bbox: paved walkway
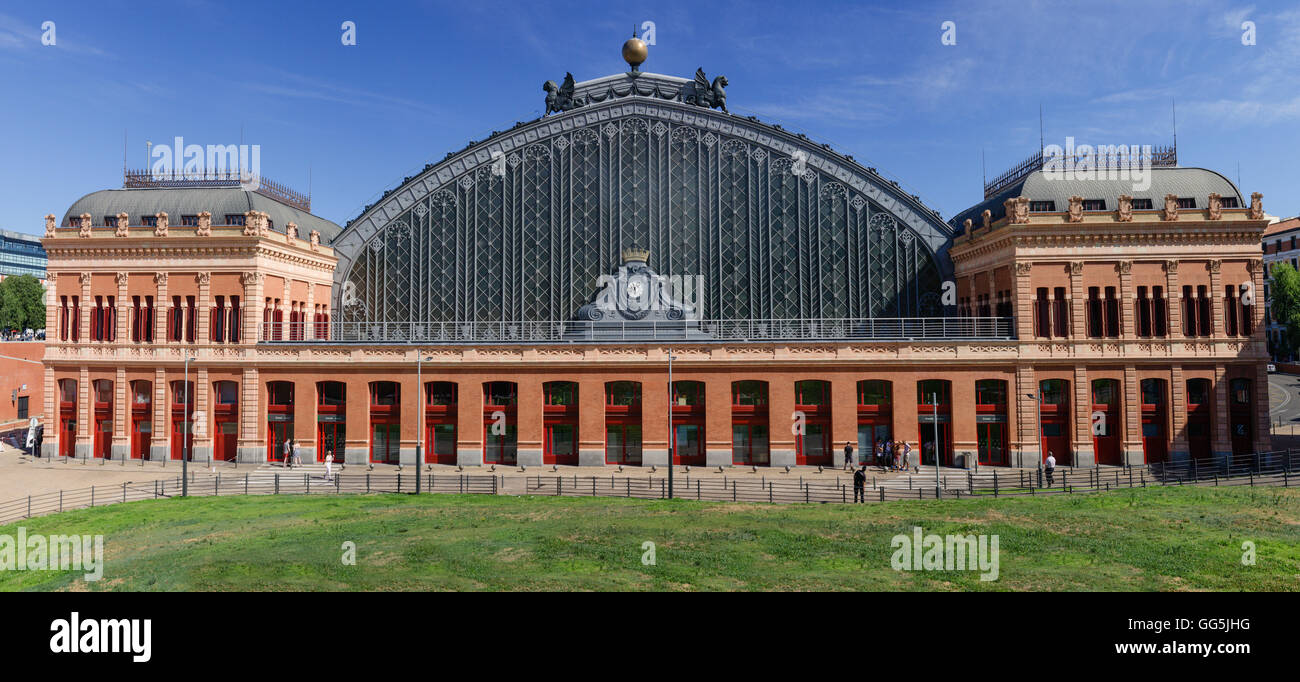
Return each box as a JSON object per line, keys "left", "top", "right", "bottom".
{"left": 2, "top": 442, "right": 1065, "bottom": 503}
{"left": 0, "top": 444, "right": 185, "bottom": 500}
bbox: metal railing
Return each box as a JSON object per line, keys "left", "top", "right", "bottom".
{"left": 0, "top": 451, "right": 1296, "bottom": 525}
{"left": 260, "top": 317, "right": 1015, "bottom": 345}
{"left": 983, "top": 145, "right": 1177, "bottom": 199}
{"left": 123, "top": 169, "right": 311, "bottom": 212}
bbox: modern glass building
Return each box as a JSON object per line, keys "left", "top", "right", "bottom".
{"left": 0, "top": 229, "right": 47, "bottom": 280}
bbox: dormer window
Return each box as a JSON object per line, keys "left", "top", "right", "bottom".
{"left": 102, "top": 216, "right": 116, "bottom": 227}
{"left": 1131, "top": 198, "right": 1154, "bottom": 210}
{"left": 1029, "top": 200, "right": 1056, "bottom": 212}
{"left": 141, "top": 216, "right": 157, "bottom": 227}
{"left": 225, "top": 214, "right": 246, "bottom": 226}
{"left": 1082, "top": 199, "right": 1106, "bottom": 211}
{"left": 1176, "top": 197, "right": 1196, "bottom": 209}
{"left": 1220, "top": 196, "right": 1239, "bottom": 208}
{"left": 181, "top": 215, "right": 199, "bottom": 226}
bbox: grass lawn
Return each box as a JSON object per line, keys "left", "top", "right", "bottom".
{"left": 1, "top": 486, "right": 1298, "bottom": 591}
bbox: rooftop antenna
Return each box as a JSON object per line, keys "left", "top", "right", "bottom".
{"left": 981, "top": 148, "right": 986, "bottom": 190}
{"left": 1171, "top": 99, "right": 1177, "bottom": 156}
{"left": 122, "top": 129, "right": 127, "bottom": 174}
{"left": 1038, "top": 103, "right": 1044, "bottom": 157}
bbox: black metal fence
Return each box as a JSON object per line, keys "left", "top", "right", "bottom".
{"left": 1, "top": 452, "right": 1297, "bottom": 525}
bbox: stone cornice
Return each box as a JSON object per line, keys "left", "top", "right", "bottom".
{"left": 42, "top": 337, "right": 1267, "bottom": 367}
{"left": 41, "top": 240, "right": 337, "bottom": 275}
{"left": 951, "top": 221, "right": 1267, "bottom": 269}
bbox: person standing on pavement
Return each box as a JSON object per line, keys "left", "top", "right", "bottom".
{"left": 853, "top": 465, "right": 866, "bottom": 503}
{"left": 1044, "top": 451, "right": 1057, "bottom": 487}
{"left": 843, "top": 441, "right": 855, "bottom": 471}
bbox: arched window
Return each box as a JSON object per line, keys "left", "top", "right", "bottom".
{"left": 605, "top": 381, "right": 642, "bottom": 465}
{"left": 543, "top": 381, "right": 577, "bottom": 466}
{"left": 1037, "top": 379, "right": 1071, "bottom": 465}
{"left": 916, "top": 380, "right": 953, "bottom": 466}
{"left": 974, "top": 379, "right": 1007, "bottom": 466}
{"left": 1139, "top": 379, "right": 1168, "bottom": 463}
{"left": 794, "top": 380, "right": 831, "bottom": 466}
{"left": 317, "top": 381, "right": 346, "bottom": 464}
{"left": 1091, "top": 379, "right": 1121, "bottom": 465}
{"left": 129, "top": 380, "right": 152, "bottom": 460}
{"left": 856, "top": 380, "right": 892, "bottom": 466}
{"left": 483, "top": 381, "right": 517, "bottom": 465}
{"left": 732, "top": 380, "right": 769, "bottom": 466}
{"left": 369, "top": 381, "right": 401, "bottom": 465}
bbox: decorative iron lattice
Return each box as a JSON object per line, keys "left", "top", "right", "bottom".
{"left": 340, "top": 117, "right": 943, "bottom": 327}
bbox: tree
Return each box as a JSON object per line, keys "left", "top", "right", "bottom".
{"left": 1269, "top": 262, "right": 1300, "bottom": 360}
{"left": 0, "top": 274, "right": 45, "bottom": 332}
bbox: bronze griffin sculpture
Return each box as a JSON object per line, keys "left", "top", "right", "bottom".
{"left": 685, "top": 68, "right": 728, "bottom": 113}
{"left": 543, "top": 72, "right": 585, "bottom": 115}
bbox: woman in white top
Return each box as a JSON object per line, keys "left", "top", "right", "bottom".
{"left": 324, "top": 450, "right": 334, "bottom": 481}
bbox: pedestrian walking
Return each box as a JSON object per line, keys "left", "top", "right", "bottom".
{"left": 324, "top": 450, "right": 334, "bottom": 482}
{"left": 843, "top": 441, "right": 855, "bottom": 471}
{"left": 292, "top": 439, "right": 302, "bottom": 467}
{"left": 900, "top": 441, "right": 912, "bottom": 471}
{"left": 1044, "top": 451, "right": 1057, "bottom": 487}
{"left": 852, "top": 465, "right": 866, "bottom": 503}
{"left": 283, "top": 438, "right": 293, "bottom": 468}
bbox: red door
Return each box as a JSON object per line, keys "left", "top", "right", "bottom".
{"left": 131, "top": 413, "right": 151, "bottom": 459}
{"left": 797, "top": 419, "right": 831, "bottom": 466}
{"left": 1141, "top": 414, "right": 1167, "bottom": 463}
{"left": 543, "top": 397, "right": 577, "bottom": 466}
{"left": 1187, "top": 415, "right": 1212, "bottom": 462}
{"left": 170, "top": 415, "right": 193, "bottom": 460}
{"left": 672, "top": 422, "right": 705, "bottom": 466}
{"left": 1039, "top": 400, "right": 1071, "bottom": 465}
{"left": 94, "top": 416, "right": 111, "bottom": 459}
{"left": 215, "top": 418, "right": 237, "bottom": 461}
{"left": 544, "top": 422, "right": 578, "bottom": 466}
{"left": 318, "top": 421, "right": 346, "bottom": 463}
{"left": 60, "top": 411, "right": 76, "bottom": 457}
{"left": 267, "top": 420, "right": 292, "bottom": 462}
{"left": 1229, "top": 415, "right": 1252, "bottom": 462}
{"left": 1092, "top": 405, "right": 1121, "bottom": 465}
{"left": 425, "top": 421, "right": 456, "bottom": 465}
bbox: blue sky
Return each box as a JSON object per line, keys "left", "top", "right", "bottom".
{"left": 0, "top": 0, "right": 1296, "bottom": 235}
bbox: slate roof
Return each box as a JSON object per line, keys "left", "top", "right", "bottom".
{"left": 61, "top": 187, "right": 343, "bottom": 241}
{"left": 949, "top": 167, "right": 1244, "bottom": 234}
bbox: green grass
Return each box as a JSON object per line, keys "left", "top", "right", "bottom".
{"left": 1, "top": 486, "right": 1298, "bottom": 591}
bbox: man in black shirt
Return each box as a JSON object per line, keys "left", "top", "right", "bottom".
{"left": 842, "top": 441, "right": 855, "bottom": 471}
{"left": 852, "top": 466, "right": 866, "bottom": 503}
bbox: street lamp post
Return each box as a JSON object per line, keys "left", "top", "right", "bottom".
{"left": 667, "top": 348, "right": 676, "bottom": 499}
{"left": 415, "top": 354, "right": 431, "bottom": 494}
{"left": 1027, "top": 391, "right": 1042, "bottom": 472}
{"left": 932, "top": 392, "right": 940, "bottom": 499}
{"left": 182, "top": 354, "right": 190, "bottom": 497}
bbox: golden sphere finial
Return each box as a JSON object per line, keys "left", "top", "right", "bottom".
{"left": 622, "top": 28, "right": 647, "bottom": 73}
